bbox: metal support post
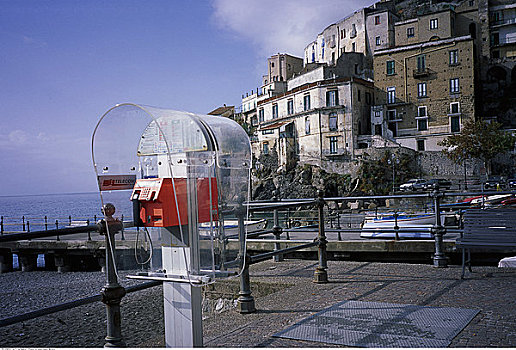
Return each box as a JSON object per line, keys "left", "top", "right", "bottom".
{"left": 98, "top": 203, "right": 126, "bottom": 347}
{"left": 432, "top": 189, "right": 448, "bottom": 268}
{"left": 394, "top": 211, "right": 399, "bottom": 241}
{"left": 314, "top": 190, "right": 328, "bottom": 283}
{"left": 272, "top": 192, "right": 283, "bottom": 262}
{"left": 236, "top": 202, "right": 255, "bottom": 314}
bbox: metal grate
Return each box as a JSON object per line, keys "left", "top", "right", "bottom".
{"left": 274, "top": 300, "right": 479, "bottom": 347}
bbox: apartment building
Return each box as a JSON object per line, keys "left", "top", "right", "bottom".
{"left": 256, "top": 64, "right": 373, "bottom": 168}
{"left": 373, "top": 35, "right": 476, "bottom": 151}
{"left": 489, "top": 0, "right": 516, "bottom": 60}
{"left": 303, "top": 4, "right": 398, "bottom": 69}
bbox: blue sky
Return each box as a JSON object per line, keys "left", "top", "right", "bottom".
{"left": 0, "top": 0, "right": 373, "bottom": 196}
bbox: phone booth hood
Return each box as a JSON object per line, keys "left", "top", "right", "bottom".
{"left": 92, "top": 103, "right": 252, "bottom": 282}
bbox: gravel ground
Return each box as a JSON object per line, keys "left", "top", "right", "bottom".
{"left": 1, "top": 260, "right": 516, "bottom": 347}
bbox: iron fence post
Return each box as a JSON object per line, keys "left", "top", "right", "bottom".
{"left": 236, "top": 202, "right": 255, "bottom": 314}
{"left": 432, "top": 188, "right": 448, "bottom": 268}
{"left": 337, "top": 210, "right": 342, "bottom": 241}
{"left": 1, "top": 216, "right": 3, "bottom": 235}
{"left": 272, "top": 192, "right": 283, "bottom": 262}
{"left": 55, "top": 220, "right": 60, "bottom": 241}
{"left": 44, "top": 216, "right": 48, "bottom": 231}
{"left": 394, "top": 211, "right": 399, "bottom": 241}
{"left": 98, "top": 203, "right": 126, "bottom": 347}
{"left": 314, "top": 190, "right": 328, "bottom": 283}
{"left": 22, "top": 216, "right": 25, "bottom": 232}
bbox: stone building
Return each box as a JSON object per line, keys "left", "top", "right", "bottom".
{"left": 255, "top": 60, "right": 374, "bottom": 169}
{"left": 303, "top": 3, "right": 399, "bottom": 69}
{"left": 372, "top": 35, "right": 477, "bottom": 152}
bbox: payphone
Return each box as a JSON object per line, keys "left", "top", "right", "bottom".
{"left": 92, "top": 103, "right": 251, "bottom": 347}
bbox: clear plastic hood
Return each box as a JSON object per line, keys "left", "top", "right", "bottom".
{"left": 91, "top": 103, "right": 252, "bottom": 283}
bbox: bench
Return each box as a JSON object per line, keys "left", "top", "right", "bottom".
{"left": 456, "top": 209, "right": 516, "bottom": 279}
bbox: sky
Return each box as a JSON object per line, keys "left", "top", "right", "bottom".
{"left": 0, "top": 0, "right": 374, "bottom": 196}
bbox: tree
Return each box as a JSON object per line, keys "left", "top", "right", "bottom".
{"left": 438, "top": 119, "right": 516, "bottom": 175}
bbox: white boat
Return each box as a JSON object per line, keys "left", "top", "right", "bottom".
{"left": 360, "top": 213, "right": 441, "bottom": 239}
{"left": 198, "top": 219, "right": 267, "bottom": 235}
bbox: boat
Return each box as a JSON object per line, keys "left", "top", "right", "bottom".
{"left": 360, "top": 213, "right": 446, "bottom": 239}
{"left": 198, "top": 219, "right": 267, "bottom": 236}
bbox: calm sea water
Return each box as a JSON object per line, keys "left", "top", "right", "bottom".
{"left": 0, "top": 191, "right": 134, "bottom": 269}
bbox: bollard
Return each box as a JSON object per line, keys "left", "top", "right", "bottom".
{"left": 1, "top": 216, "right": 4, "bottom": 235}
{"left": 272, "top": 192, "right": 284, "bottom": 262}
{"left": 27, "top": 221, "right": 30, "bottom": 233}
{"left": 44, "top": 216, "right": 48, "bottom": 231}
{"left": 432, "top": 188, "right": 448, "bottom": 268}
{"left": 236, "top": 202, "right": 255, "bottom": 314}
{"left": 314, "top": 190, "right": 328, "bottom": 283}
{"left": 68, "top": 215, "right": 72, "bottom": 226}
{"left": 22, "top": 216, "right": 25, "bottom": 232}
{"left": 98, "top": 203, "right": 126, "bottom": 347}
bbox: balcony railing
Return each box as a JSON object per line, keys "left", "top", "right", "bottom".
{"left": 413, "top": 68, "right": 431, "bottom": 78}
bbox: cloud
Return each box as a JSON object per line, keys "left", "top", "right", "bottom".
{"left": 212, "top": 0, "right": 373, "bottom": 57}
{"left": 8, "top": 129, "right": 28, "bottom": 146}
{"left": 22, "top": 34, "right": 47, "bottom": 48}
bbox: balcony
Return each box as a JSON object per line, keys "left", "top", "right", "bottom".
{"left": 490, "top": 17, "right": 516, "bottom": 27}
{"left": 413, "top": 68, "right": 431, "bottom": 78}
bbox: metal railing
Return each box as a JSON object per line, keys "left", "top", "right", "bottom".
{"left": 1, "top": 187, "right": 515, "bottom": 346}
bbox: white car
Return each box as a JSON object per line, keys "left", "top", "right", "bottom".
{"left": 399, "top": 179, "right": 426, "bottom": 192}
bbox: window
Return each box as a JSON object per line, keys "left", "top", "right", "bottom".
{"left": 272, "top": 103, "right": 278, "bottom": 119}
{"left": 251, "top": 116, "right": 258, "bottom": 126}
{"left": 329, "top": 136, "right": 338, "bottom": 154}
{"left": 387, "top": 87, "right": 396, "bottom": 104}
{"left": 417, "top": 139, "right": 425, "bottom": 151}
{"left": 386, "top": 60, "right": 395, "bottom": 75}
{"left": 407, "top": 27, "right": 415, "bottom": 38}
{"left": 491, "top": 32, "right": 499, "bottom": 46}
{"left": 326, "top": 90, "right": 338, "bottom": 107}
{"left": 492, "top": 50, "right": 500, "bottom": 59}
{"left": 358, "top": 89, "right": 361, "bottom": 101}
{"left": 449, "top": 50, "right": 458, "bottom": 65}
{"left": 450, "top": 102, "right": 460, "bottom": 114}
{"left": 469, "top": 0, "right": 474, "bottom": 6}
{"left": 416, "top": 55, "right": 426, "bottom": 72}
{"left": 417, "top": 119, "right": 428, "bottom": 131}
{"left": 259, "top": 108, "right": 264, "bottom": 122}
{"left": 351, "top": 42, "right": 355, "bottom": 52}
{"left": 375, "top": 15, "right": 381, "bottom": 25}
{"left": 450, "top": 78, "right": 460, "bottom": 93}
{"left": 263, "top": 142, "right": 269, "bottom": 155}
{"left": 341, "top": 29, "right": 346, "bottom": 38}
{"left": 387, "top": 109, "right": 397, "bottom": 121}
{"left": 303, "top": 94, "right": 311, "bottom": 111}
{"left": 417, "top": 82, "right": 427, "bottom": 97}
{"left": 287, "top": 99, "right": 294, "bottom": 115}
{"left": 451, "top": 116, "right": 460, "bottom": 132}
{"left": 365, "top": 92, "right": 371, "bottom": 104}
{"left": 430, "top": 18, "right": 438, "bottom": 29}
{"left": 305, "top": 117, "right": 311, "bottom": 134}
{"left": 329, "top": 113, "right": 338, "bottom": 131}
{"left": 376, "top": 36, "right": 381, "bottom": 46}
{"left": 418, "top": 106, "right": 427, "bottom": 117}
{"left": 355, "top": 64, "right": 359, "bottom": 75}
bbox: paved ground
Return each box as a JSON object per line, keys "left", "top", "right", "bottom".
{"left": 1, "top": 259, "right": 515, "bottom": 347}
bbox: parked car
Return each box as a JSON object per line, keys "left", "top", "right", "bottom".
{"left": 399, "top": 179, "right": 426, "bottom": 192}
{"left": 507, "top": 178, "right": 516, "bottom": 190}
{"left": 412, "top": 180, "right": 428, "bottom": 192}
{"left": 422, "top": 179, "right": 452, "bottom": 191}
{"left": 483, "top": 175, "right": 506, "bottom": 190}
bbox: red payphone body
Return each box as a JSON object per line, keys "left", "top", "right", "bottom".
{"left": 131, "top": 177, "right": 218, "bottom": 227}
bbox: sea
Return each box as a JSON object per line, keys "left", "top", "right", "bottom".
{"left": 0, "top": 191, "right": 133, "bottom": 269}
